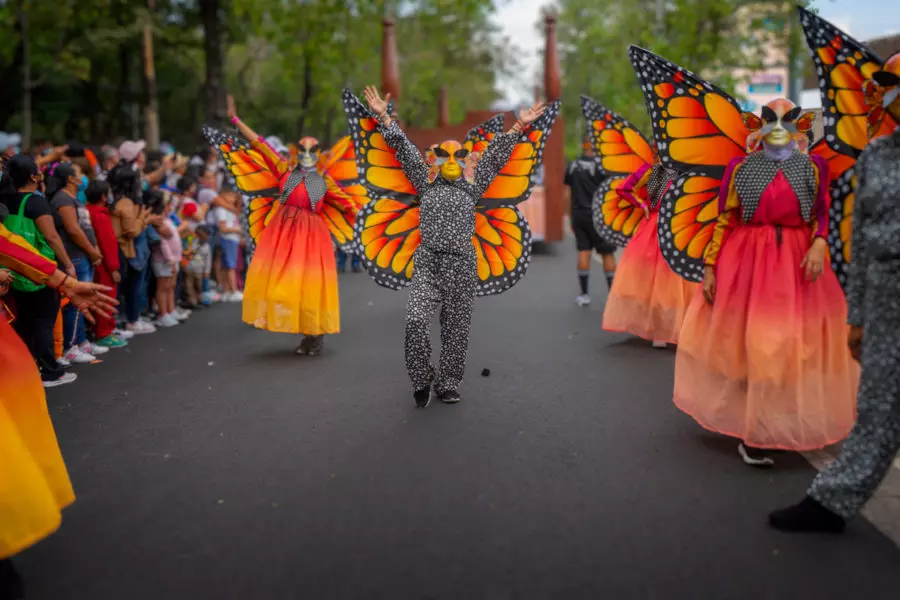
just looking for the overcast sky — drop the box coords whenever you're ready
[492,0,900,105]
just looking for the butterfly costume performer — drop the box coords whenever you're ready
[202,114,363,355]
[580,96,699,346]
[344,87,558,406]
[628,46,859,466]
[770,13,900,533]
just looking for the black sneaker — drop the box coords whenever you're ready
[413,388,431,408]
[295,336,312,355]
[307,335,324,356]
[437,390,461,404]
[769,496,846,534]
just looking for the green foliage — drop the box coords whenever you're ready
[553,0,812,159]
[0,0,514,151]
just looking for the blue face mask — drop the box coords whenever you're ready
[76,175,88,205]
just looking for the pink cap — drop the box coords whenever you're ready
[118,140,147,162]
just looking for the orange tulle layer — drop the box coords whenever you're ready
[242,207,340,335]
[0,320,75,558]
[603,212,699,344]
[674,225,859,450]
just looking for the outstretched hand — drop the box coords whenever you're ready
[61,279,118,324]
[364,86,392,117]
[518,102,548,125]
[227,95,237,120]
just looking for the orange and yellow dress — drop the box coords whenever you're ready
[602,163,699,343]
[0,224,75,558]
[673,155,858,450]
[201,126,361,336]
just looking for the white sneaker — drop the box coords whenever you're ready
[155,313,179,328]
[575,294,591,307]
[652,340,668,349]
[173,309,190,321]
[44,372,78,388]
[82,342,109,356]
[127,321,157,335]
[114,328,135,340]
[64,347,96,364]
[229,291,243,302]
[166,313,180,326]
[57,357,72,368]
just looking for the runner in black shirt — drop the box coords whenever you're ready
[564,140,616,306]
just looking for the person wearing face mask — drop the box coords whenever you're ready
[674,98,859,467]
[769,53,900,534]
[46,162,106,364]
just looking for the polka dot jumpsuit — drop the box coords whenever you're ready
[809,129,900,518]
[379,120,519,395]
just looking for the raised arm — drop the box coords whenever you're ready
[362,86,429,192]
[473,101,548,198]
[228,94,288,178]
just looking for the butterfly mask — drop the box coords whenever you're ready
[426,140,479,184]
[863,52,900,139]
[297,136,321,170]
[742,98,815,153]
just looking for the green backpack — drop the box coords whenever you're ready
[3,193,55,292]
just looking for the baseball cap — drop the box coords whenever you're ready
[0,132,22,153]
[118,140,147,162]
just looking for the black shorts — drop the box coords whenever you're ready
[572,213,616,255]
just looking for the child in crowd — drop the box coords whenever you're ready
[184,225,211,307]
[84,180,126,348]
[212,190,242,302]
[149,190,184,327]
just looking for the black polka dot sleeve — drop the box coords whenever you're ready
[845,145,871,327]
[380,120,429,193]
[473,131,519,198]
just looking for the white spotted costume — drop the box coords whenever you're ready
[342,90,560,395]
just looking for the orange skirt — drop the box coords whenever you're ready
[0,319,75,558]
[242,207,340,335]
[674,224,858,450]
[602,212,698,343]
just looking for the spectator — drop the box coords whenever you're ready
[107,141,154,334]
[0,155,73,386]
[0,132,21,159]
[183,223,211,308]
[149,190,184,327]
[213,190,242,302]
[46,162,107,363]
[85,180,126,348]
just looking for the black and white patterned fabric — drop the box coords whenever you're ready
[734,151,816,223]
[380,120,518,393]
[808,129,900,517]
[647,164,678,210]
[280,168,326,211]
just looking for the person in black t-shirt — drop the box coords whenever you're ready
[564,140,616,306]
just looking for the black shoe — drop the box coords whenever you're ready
[307,335,324,356]
[769,496,846,534]
[738,442,774,467]
[414,388,431,408]
[0,559,25,600]
[437,390,461,404]
[295,336,312,355]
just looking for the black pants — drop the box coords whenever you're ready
[11,286,63,381]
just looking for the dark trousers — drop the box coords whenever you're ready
[11,286,63,381]
[123,263,145,324]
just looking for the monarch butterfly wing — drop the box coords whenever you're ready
[656,167,723,283]
[798,7,897,158]
[472,205,532,296]
[342,89,418,203]
[351,196,420,290]
[320,194,357,252]
[464,114,505,154]
[628,46,748,176]
[580,95,654,177]
[824,167,856,290]
[201,125,280,199]
[321,134,369,210]
[245,195,280,244]
[591,177,647,248]
[482,99,561,206]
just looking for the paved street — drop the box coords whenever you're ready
[19,243,900,599]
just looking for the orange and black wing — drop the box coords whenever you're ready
[580,95,654,245]
[628,46,748,281]
[473,205,532,296]
[320,135,369,211]
[799,7,896,158]
[342,89,418,203]
[482,99,561,207]
[351,197,420,290]
[464,115,505,154]
[202,125,280,243]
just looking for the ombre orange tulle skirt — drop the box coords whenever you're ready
[242,207,340,335]
[603,212,699,344]
[674,225,858,450]
[0,319,75,558]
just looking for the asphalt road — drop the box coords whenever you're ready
[19,243,900,599]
